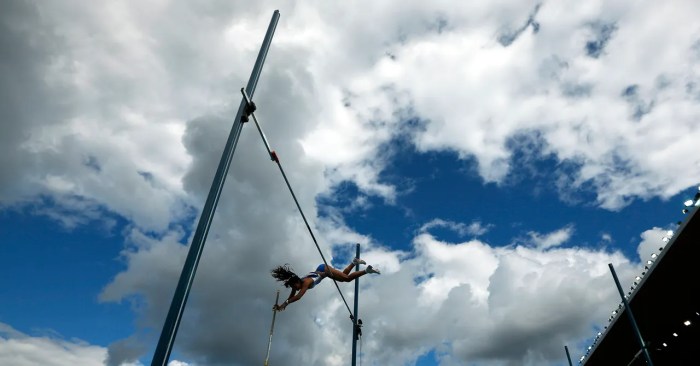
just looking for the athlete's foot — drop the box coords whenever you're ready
[366,265,381,274]
[352,257,367,265]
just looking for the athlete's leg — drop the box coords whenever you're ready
[343,258,366,274]
[346,269,367,281]
[329,267,367,282]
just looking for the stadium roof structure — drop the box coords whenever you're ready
[582,205,700,365]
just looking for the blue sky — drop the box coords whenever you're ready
[1,211,131,345]
[325,140,687,261]
[2,1,700,366]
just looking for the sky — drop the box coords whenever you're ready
[1,1,700,365]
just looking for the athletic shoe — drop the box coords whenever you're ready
[352,257,367,265]
[366,265,381,274]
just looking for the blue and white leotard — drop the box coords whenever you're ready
[303,264,327,289]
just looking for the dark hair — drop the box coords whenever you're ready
[271,264,301,288]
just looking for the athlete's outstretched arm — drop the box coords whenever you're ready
[274,288,295,311]
[276,279,311,311]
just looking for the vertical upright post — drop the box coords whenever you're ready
[564,345,573,366]
[608,263,654,366]
[150,10,280,366]
[264,290,280,366]
[351,243,361,366]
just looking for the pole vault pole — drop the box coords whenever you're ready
[150,10,280,366]
[264,290,280,366]
[352,243,361,366]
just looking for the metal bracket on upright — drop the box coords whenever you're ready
[240,96,257,123]
[240,88,278,162]
[354,319,363,340]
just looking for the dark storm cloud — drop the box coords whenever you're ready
[0,0,71,202]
